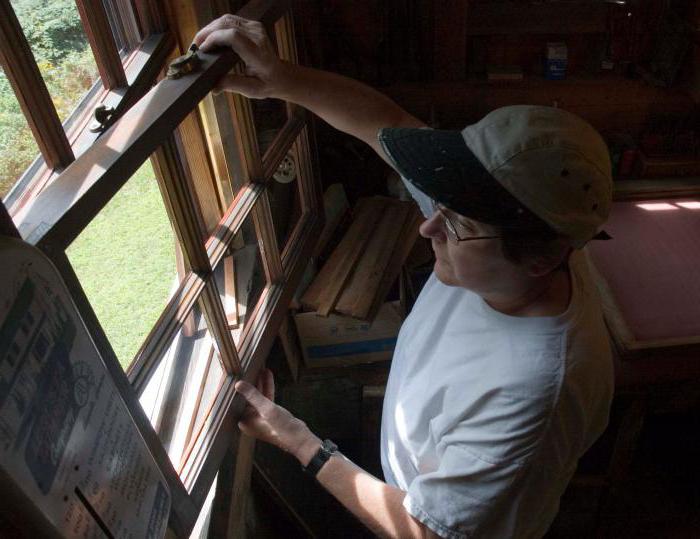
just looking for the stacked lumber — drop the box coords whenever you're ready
[301,196,423,321]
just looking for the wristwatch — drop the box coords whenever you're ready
[302,439,338,477]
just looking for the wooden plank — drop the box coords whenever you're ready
[336,201,410,318]
[366,208,422,322]
[433,0,469,81]
[75,0,128,89]
[302,197,386,315]
[0,1,74,170]
[14,45,239,251]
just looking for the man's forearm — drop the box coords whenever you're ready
[295,436,433,539]
[273,62,425,159]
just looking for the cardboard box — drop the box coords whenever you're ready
[294,303,403,368]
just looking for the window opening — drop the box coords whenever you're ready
[65,159,178,370]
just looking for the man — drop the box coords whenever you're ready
[194,15,614,538]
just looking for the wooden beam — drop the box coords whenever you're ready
[75,0,128,89]
[0,0,74,170]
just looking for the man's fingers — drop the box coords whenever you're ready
[193,14,253,48]
[261,368,275,401]
[235,380,274,414]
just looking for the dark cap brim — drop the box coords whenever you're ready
[378,127,527,226]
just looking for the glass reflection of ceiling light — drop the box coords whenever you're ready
[637,203,678,211]
[676,201,700,210]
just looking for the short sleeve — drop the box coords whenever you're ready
[404,445,526,539]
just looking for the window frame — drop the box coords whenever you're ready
[2,0,323,536]
[1,0,171,214]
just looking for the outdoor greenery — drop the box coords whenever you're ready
[3,1,177,370]
[1,0,98,198]
[66,163,177,369]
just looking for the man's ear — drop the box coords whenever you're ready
[525,245,572,277]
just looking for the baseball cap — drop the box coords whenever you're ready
[378,105,613,248]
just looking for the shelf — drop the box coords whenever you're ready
[613,178,700,201]
[383,75,696,132]
[465,2,608,36]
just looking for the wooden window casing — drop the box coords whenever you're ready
[5,0,322,535]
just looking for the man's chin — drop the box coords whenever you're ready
[433,259,457,287]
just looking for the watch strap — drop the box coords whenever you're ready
[303,439,338,477]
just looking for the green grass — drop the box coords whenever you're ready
[66,162,176,369]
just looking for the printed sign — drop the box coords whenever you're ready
[0,238,170,538]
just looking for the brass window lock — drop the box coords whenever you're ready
[167,44,201,79]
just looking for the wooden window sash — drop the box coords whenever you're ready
[75,0,128,89]
[13,47,238,251]
[5,32,174,215]
[0,1,74,170]
[7,0,321,533]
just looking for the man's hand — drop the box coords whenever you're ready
[235,369,321,465]
[192,14,287,99]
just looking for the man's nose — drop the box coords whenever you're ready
[419,212,445,241]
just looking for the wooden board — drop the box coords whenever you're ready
[335,201,410,318]
[586,197,700,357]
[301,197,386,314]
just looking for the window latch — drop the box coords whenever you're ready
[167,44,201,79]
[89,105,116,133]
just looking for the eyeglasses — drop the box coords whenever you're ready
[430,200,501,243]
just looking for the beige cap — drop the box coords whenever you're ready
[462,105,613,248]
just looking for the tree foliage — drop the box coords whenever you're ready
[1,0,96,199]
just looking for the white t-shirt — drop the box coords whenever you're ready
[380,182,614,538]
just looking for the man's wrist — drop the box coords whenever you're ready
[293,429,323,467]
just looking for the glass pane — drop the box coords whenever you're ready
[253,98,289,160]
[0,69,41,200]
[137,300,226,478]
[65,160,178,370]
[214,209,266,346]
[11,0,101,124]
[269,139,303,252]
